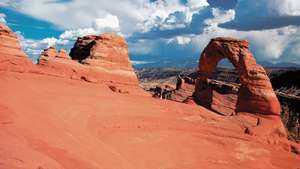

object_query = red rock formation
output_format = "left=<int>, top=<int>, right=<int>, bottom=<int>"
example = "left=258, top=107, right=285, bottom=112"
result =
left=0, top=23, right=27, bottom=58
left=37, top=46, right=84, bottom=78
left=41, top=46, right=58, bottom=57
left=194, top=37, right=281, bottom=116
left=68, top=33, right=140, bottom=87
left=194, top=37, right=289, bottom=149
left=57, top=49, right=70, bottom=59
left=39, top=47, right=71, bottom=60
left=172, top=76, right=196, bottom=102
left=0, top=23, right=33, bottom=72
left=1, top=67, right=299, bottom=169
left=35, top=35, right=145, bottom=95
left=38, top=47, right=71, bottom=64
left=1, top=23, right=299, bottom=169
left=70, top=33, right=133, bottom=71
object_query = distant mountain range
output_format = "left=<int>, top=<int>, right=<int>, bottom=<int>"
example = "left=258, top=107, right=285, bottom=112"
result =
left=131, top=55, right=300, bottom=69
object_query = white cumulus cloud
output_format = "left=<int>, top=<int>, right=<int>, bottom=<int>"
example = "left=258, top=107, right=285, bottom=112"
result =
left=190, top=25, right=300, bottom=63
left=93, top=14, right=120, bottom=32
left=0, top=13, right=6, bottom=23
left=3, top=0, right=300, bottom=65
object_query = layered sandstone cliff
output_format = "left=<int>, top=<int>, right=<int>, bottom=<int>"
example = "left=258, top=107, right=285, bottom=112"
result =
left=0, top=23, right=33, bottom=71
left=70, top=33, right=133, bottom=71
left=39, top=47, right=70, bottom=61
left=0, top=23, right=26, bottom=58
left=38, top=47, right=71, bottom=65
left=37, top=34, right=143, bottom=95
left=68, top=33, right=139, bottom=85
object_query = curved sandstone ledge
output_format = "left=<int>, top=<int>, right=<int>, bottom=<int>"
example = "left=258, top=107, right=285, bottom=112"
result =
left=0, top=49, right=144, bottom=95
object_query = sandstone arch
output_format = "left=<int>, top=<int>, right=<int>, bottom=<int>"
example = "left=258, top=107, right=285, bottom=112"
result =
left=194, top=37, right=281, bottom=115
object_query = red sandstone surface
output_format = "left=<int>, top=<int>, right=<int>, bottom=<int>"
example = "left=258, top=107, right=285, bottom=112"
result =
left=193, top=38, right=291, bottom=152
left=70, top=33, right=133, bottom=71
left=0, top=23, right=299, bottom=169
left=195, top=37, right=281, bottom=116
left=0, top=23, right=34, bottom=72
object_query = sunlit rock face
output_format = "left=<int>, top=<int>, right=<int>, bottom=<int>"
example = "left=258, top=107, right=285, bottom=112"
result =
left=70, top=33, right=133, bottom=71
left=38, top=47, right=71, bottom=64
left=0, top=23, right=299, bottom=169
left=68, top=33, right=140, bottom=88
left=0, top=22, right=33, bottom=72
left=0, top=23, right=27, bottom=58
left=194, top=38, right=289, bottom=151
left=194, top=37, right=281, bottom=116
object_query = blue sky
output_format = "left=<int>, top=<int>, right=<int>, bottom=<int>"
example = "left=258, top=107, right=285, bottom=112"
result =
left=0, top=0, right=300, bottom=66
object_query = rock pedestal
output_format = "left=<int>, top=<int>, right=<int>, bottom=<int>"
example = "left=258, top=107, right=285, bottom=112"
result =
left=68, top=33, right=140, bottom=87
left=70, top=33, right=133, bottom=71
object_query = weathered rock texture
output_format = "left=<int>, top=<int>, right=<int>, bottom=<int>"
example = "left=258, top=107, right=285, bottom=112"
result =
left=0, top=23, right=27, bottom=58
left=173, top=76, right=197, bottom=103
left=0, top=23, right=33, bottom=72
left=67, top=33, right=140, bottom=90
left=39, top=47, right=71, bottom=63
left=0, top=22, right=144, bottom=95
left=36, top=34, right=144, bottom=95
left=1, top=23, right=299, bottom=169
left=194, top=37, right=281, bottom=116
left=194, top=38, right=289, bottom=149
left=70, top=33, right=133, bottom=71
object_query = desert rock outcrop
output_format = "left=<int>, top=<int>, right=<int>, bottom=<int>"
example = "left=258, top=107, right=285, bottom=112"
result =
left=0, top=23, right=27, bottom=58
left=38, top=47, right=71, bottom=64
left=1, top=23, right=299, bottom=169
left=0, top=23, right=33, bottom=72
left=194, top=38, right=289, bottom=149
left=68, top=33, right=140, bottom=87
left=70, top=33, right=133, bottom=71
left=194, top=37, right=281, bottom=116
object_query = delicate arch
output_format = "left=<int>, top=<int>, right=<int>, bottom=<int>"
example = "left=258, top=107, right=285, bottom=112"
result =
left=194, top=37, right=281, bottom=115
